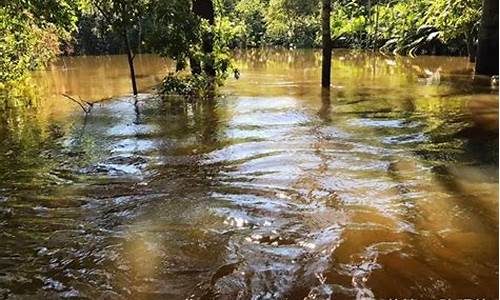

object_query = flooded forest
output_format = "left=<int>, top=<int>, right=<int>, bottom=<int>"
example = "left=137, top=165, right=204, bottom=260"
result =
left=0, top=0, right=499, bottom=299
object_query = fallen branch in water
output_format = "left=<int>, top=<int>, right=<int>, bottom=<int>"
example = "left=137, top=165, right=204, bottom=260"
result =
left=62, top=93, right=94, bottom=113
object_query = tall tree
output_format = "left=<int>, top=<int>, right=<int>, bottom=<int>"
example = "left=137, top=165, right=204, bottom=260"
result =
left=92, top=0, right=148, bottom=95
left=475, top=0, right=499, bottom=76
left=321, top=0, right=332, bottom=88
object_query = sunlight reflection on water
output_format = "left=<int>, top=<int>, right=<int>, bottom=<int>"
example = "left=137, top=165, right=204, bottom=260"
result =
left=0, top=49, right=497, bottom=299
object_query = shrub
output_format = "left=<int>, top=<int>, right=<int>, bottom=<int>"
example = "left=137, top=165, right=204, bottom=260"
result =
left=160, top=73, right=215, bottom=101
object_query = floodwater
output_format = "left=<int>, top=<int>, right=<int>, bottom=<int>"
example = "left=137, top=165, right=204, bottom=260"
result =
left=0, top=49, right=498, bottom=299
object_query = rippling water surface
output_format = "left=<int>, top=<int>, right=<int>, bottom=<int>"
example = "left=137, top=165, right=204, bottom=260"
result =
left=0, top=49, right=498, bottom=299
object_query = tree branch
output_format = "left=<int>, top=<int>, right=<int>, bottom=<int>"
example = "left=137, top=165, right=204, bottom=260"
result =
left=94, top=1, right=114, bottom=25
left=62, top=93, right=93, bottom=113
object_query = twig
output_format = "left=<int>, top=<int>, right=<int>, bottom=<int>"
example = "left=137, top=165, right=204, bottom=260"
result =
left=62, top=93, right=93, bottom=113
left=92, top=96, right=113, bottom=104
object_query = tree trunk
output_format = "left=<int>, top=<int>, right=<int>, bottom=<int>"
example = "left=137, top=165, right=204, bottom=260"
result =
left=373, top=4, right=379, bottom=52
left=138, top=21, right=143, bottom=55
left=124, top=30, right=138, bottom=96
left=465, top=31, right=476, bottom=63
left=475, top=0, right=498, bottom=75
left=366, top=0, right=372, bottom=48
left=202, top=31, right=216, bottom=77
left=321, top=0, right=332, bottom=88
left=190, top=56, right=202, bottom=75
left=193, top=0, right=216, bottom=77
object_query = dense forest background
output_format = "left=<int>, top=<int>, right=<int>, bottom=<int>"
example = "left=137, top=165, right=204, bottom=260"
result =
left=0, top=0, right=498, bottom=91
left=72, top=0, right=482, bottom=57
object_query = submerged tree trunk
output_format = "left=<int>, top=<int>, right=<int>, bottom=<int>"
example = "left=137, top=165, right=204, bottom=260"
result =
left=475, top=0, right=499, bottom=75
left=124, top=30, right=138, bottom=96
left=193, top=0, right=216, bottom=77
left=321, top=0, right=332, bottom=88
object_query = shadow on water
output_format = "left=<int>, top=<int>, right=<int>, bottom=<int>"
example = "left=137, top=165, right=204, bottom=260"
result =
left=0, top=50, right=498, bottom=299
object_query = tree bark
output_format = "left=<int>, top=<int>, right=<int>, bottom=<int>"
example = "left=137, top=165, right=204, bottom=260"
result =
left=321, top=0, right=332, bottom=88
left=475, top=0, right=498, bottom=76
left=192, top=0, right=216, bottom=77
left=366, top=0, right=372, bottom=48
left=189, top=56, right=202, bottom=75
left=373, top=4, right=379, bottom=52
left=465, top=32, right=476, bottom=63
left=124, top=30, right=138, bottom=96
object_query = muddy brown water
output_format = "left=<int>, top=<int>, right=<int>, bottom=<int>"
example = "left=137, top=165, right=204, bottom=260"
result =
left=0, top=49, right=498, bottom=299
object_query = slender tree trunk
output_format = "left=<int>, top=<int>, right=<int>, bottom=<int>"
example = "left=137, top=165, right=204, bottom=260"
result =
left=321, top=0, right=332, bottom=88
left=367, top=0, right=372, bottom=48
left=373, top=4, right=379, bottom=52
left=124, top=30, right=138, bottom=96
left=138, top=22, right=143, bottom=55
left=475, top=0, right=499, bottom=75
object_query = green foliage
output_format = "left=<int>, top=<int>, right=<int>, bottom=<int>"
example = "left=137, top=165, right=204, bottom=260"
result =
left=234, top=0, right=268, bottom=46
left=69, top=0, right=484, bottom=61
left=429, top=0, right=482, bottom=41
left=201, top=16, right=245, bottom=79
left=76, top=0, right=152, bottom=57
left=150, top=1, right=236, bottom=81
left=265, top=0, right=320, bottom=48
left=0, top=1, right=83, bottom=86
left=0, top=79, right=40, bottom=111
left=0, top=0, right=486, bottom=95
left=330, top=0, right=368, bottom=48
left=229, top=0, right=321, bottom=48
left=215, top=16, right=246, bottom=49
left=74, top=13, right=127, bottom=55
left=147, top=1, right=201, bottom=68
left=372, top=0, right=482, bottom=55
left=0, top=7, right=61, bottom=83
left=160, top=73, right=214, bottom=100
left=374, top=0, right=435, bottom=54
left=3, top=0, right=84, bottom=35
left=90, top=0, right=149, bottom=34
left=216, top=0, right=483, bottom=56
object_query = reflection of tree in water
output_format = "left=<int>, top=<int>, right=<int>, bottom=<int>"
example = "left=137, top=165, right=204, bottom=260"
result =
left=310, top=75, right=497, bottom=298
left=1, top=93, right=237, bottom=298
left=158, top=96, right=225, bottom=152
left=422, top=93, right=498, bottom=232
left=234, top=48, right=320, bottom=70
left=126, top=97, right=239, bottom=298
left=353, top=79, right=499, bottom=297
left=151, top=96, right=234, bottom=198
left=0, top=88, right=65, bottom=189
left=0, top=88, right=108, bottom=299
